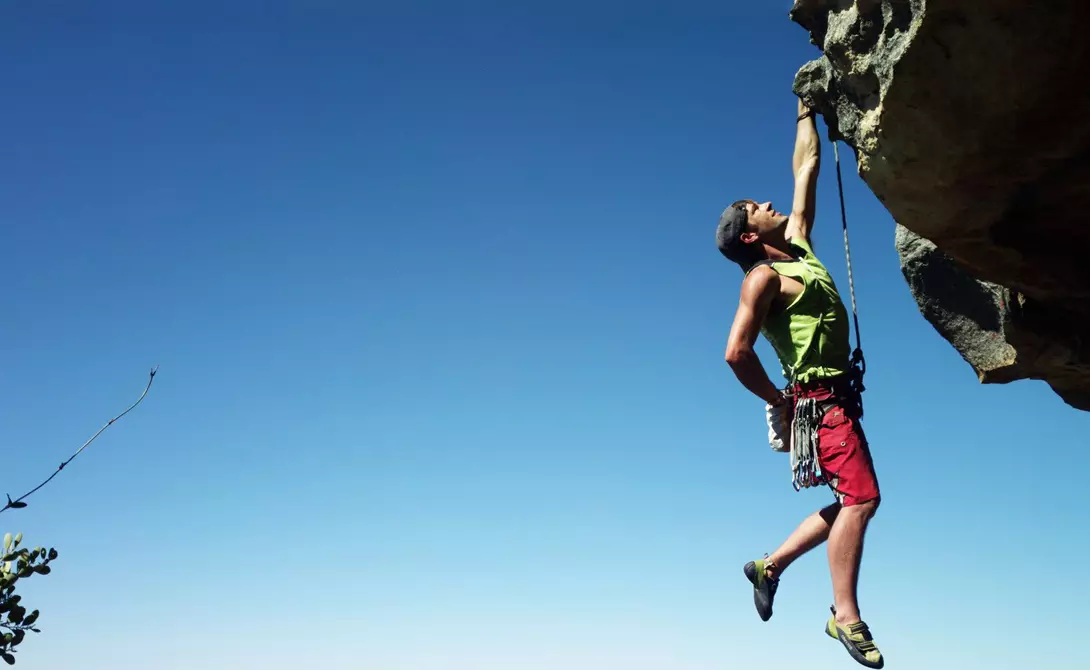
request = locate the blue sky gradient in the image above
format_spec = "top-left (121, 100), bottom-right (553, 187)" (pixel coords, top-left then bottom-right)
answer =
top-left (3, 2), bottom-right (1088, 669)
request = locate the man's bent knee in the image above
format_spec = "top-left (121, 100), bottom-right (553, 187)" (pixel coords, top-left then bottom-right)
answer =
top-left (844, 497), bottom-right (879, 519)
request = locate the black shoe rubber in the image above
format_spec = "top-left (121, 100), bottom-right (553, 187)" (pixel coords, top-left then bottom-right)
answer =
top-left (743, 560), bottom-right (778, 622)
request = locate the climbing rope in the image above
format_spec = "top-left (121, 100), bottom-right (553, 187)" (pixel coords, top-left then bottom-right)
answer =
top-left (832, 141), bottom-right (866, 397)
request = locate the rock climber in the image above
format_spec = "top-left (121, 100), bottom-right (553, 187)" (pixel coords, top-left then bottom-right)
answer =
top-left (715, 97), bottom-right (884, 669)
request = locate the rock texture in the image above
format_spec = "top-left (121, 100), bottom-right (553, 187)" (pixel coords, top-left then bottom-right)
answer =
top-left (790, 0), bottom-right (1090, 411)
top-left (895, 225), bottom-right (1087, 405)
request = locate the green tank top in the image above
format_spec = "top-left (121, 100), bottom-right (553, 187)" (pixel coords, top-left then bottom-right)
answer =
top-left (754, 237), bottom-right (852, 384)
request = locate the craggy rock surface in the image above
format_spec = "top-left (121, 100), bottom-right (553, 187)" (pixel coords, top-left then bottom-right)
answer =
top-left (895, 225), bottom-right (1090, 410)
top-left (790, 0), bottom-right (1090, 410)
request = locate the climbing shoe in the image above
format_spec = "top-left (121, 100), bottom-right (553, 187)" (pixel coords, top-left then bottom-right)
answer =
top-left (742, 557), bottom-right (778, 621)
top-left (825, 607), bottom-right (884, 668)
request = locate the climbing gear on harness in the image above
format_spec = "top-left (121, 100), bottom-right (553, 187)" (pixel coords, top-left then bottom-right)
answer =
top-left (832, 141), bottom-right (866, 402)
top-left (826, 605), bottom-right (885, 668)
top-left (786, 374), bottom-right (863, 491)
top-left (789, 395), bottom-right (826, 490)
top-left (743, 556), bottom-right (779, 622)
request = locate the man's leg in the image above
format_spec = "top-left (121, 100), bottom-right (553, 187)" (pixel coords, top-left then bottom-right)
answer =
top-left (743, 502), bottom-right (840, 622)
top-left (824, 498), bottom-right (884, 669)
top-left (816, 403), bottom-right (885, 668)
top-left (827, 499), bottom-right (877, 624)
top-left (765, 502), bottom-right (841, 578)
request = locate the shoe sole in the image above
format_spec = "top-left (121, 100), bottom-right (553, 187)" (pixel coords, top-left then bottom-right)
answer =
top-left (743, 561), bottom-right (772, 622)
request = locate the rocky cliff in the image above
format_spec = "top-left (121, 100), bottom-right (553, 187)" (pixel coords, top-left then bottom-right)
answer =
top-left (789, 0), bottom-right (1090, 411)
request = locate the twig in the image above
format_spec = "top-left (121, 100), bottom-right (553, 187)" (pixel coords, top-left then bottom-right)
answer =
top-left (1, 367), bottom-right (159, 514)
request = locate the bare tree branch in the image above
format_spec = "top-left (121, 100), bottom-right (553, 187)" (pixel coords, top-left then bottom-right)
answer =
top-left (2, 366), bottom-right (159, 514)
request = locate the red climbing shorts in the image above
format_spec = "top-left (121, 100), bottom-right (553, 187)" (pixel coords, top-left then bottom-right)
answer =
top-left (792, 375), bottom-right (881, 507)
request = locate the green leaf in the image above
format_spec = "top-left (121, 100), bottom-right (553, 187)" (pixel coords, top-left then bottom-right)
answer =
top-left (16, 567), bottom-right (31, 579)
top-left (8, 607), bottom-right (24, 624)
top-left (8, 597), bottom-right (20, 607)
top-left (11, 630), bottom-right (24, 646)
top-left (32, 566), bottom-right (48, 576)
top-left (46, 549), bottom-right (57, 562)
top-left (13, 534), bottom-right (22, 549)
top-left (3, 535), bottom-right (11, 554)
top-left (37, 549), bottom-right (45, 561)
top-left (20, 612), bottom-right (36, 628)
top-left (2, 634), bottom-right (11, 643)
top-left (1, 651), bottom-right (14, 665)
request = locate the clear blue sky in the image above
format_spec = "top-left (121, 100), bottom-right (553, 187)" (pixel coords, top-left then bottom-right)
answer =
top-left (3, 3), bottom-right (1088, 669)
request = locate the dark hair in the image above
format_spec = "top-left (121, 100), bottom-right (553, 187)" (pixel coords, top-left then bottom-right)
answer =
top-left (716, 200), bottom-right (764, 272)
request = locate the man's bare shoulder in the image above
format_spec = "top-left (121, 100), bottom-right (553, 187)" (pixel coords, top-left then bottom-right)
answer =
top-left (739, 264), bottom-right (780, 302)
top-left (741, 263), bottom-right (804, 315)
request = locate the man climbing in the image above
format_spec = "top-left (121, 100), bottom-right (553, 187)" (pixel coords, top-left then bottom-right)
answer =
top-left (715, 97), bottom-right (884, 669)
